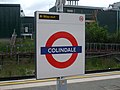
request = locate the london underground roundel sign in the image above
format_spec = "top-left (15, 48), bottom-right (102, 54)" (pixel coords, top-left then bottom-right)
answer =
top-left (41, 31), bottom-right (82, 69)
top-left (35, 11), bottom-right (85, 79)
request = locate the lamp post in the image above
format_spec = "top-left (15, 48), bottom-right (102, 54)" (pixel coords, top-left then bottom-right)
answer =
top-left (107, 5), bottom-right (119, 42)
top-left (108, 5), bottom-right (119, 33)
top-left (111, 8), bottom-right (119, 42)
top-left (116, 8), bottom-right (119, 37)
top-left (114, 8), bottom-right (119, 42)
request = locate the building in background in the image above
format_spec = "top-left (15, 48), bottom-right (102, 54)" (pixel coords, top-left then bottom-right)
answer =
top-left (0, 4), bottom-right (23, 38)
top-left (108, 2), bottom-right (120, 33)
top-left (21, 17), bottom-right (34, 39)
top-left (50, 0), bottom-right (119, 33)
top-left (109, 2), bottom-right (120, 9)
top-left (0, 1), bottom-right (120, 39)
top-left (0, 4), bottom-right (34, 39)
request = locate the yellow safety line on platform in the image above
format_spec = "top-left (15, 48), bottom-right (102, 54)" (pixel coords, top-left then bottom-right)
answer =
top-left (66, 71), bottom-right (120, 80)
top-left (0, 78), bottom-right (56, 86)
top-left (0, 71), bottom-right (120, 86)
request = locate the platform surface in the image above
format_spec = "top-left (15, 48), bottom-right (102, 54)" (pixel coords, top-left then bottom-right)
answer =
top-left (0, 71), bottom-right (120, 90)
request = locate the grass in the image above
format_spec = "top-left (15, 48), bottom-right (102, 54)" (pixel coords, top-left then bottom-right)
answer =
top-left (0, 56), bottom-right (120, 78)
top-left (0, 57), bottom-right (35, 78)
top-left (0, 38), bottom-right (120, 78)
top-left (0, 42), bottom-right (9, 53)
top-left (86, 56), bottom-right (120, 71)
top-left (0, 38), bottom-right (35, 78)
top-left (14, 38), bottom-right (35, 53)
top-left (0, 38), bottom-right (35, 53)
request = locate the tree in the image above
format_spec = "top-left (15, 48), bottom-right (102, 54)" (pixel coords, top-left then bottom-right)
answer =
top-left (86, 22), bottom-right (108, 43)
top-left (108, 31), bottom-right (120, 43)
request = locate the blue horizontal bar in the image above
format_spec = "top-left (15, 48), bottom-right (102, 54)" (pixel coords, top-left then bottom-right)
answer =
top-left (41, 46), bottom-right (82, 55)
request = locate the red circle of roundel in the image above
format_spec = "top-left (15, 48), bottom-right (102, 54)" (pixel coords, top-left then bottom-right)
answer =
top-left (45, 31), bottom-right (78, 69)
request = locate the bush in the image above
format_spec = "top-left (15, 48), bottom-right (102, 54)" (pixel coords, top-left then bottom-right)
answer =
top-left (86, 22), bottom-right (108, 43)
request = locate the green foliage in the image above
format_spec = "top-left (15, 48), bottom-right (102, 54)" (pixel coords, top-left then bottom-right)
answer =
top-left (86, 57), bottom-right (120, 71)
top-left (86, 22), bottom-right (108, 43)
top-left (108, 31), bottom-right (120, 43)
top-left (0, 42), bottom-right (9, 53)
top-left (0, 57), bottom-right (35, 78)
top-left (86, 22), bottom-right (120, 43)
top-left (16, 38), bottom-right (35, 52)
top-left (0, 38), bottom-right (35, 53)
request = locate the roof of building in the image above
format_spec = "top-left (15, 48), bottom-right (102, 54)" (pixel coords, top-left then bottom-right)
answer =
top-left (0, 4), bottom-right (20, 7)
top-left (64, 5), bottom-right (104, 10)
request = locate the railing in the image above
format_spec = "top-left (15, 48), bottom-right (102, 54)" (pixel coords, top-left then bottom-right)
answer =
top-left (0, 43), bottom-right (120, 79)
top-left (86, 43), bottom-right (120, 52)
top-left (1, 43), bottom-right (120, 53)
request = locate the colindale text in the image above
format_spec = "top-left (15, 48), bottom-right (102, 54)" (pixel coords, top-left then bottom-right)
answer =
top-left (48, 47), bottom-right (76, 54)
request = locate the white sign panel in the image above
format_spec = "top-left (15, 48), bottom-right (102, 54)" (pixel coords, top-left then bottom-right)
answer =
top-left (35, 11), bottom-right (85, 79)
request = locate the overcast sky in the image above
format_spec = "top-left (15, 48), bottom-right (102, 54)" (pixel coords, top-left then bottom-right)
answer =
top-left (0, 0), bottom-right (120, 16)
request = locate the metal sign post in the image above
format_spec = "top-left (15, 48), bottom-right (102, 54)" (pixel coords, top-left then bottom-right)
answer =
top-left (57, 77), bottom-right (67, 90)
